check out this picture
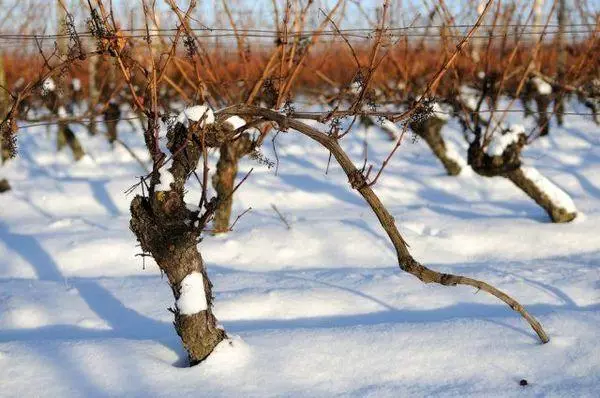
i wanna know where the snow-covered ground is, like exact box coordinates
[1,106,599,397]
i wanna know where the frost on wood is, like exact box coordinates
[520,166,577,214]
[486,125,526,157]
[176,105,215,128]
[176,272,208,315]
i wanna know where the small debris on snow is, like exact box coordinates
[532,77,553,95]
[521,166,577,213]
[176,105,215,128]
[224,116,246,130]
[176,272,208,315]
[486,125,526,156]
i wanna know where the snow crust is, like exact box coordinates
[176,272,208,315]
[176,105,215,128]
[532,76,553,95]
[521,166,577,213]
[486,124,526,156]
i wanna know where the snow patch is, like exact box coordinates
[176,272,208,315]
[72,78,81,92]
[176,105,215,128]
[57,106,68,119]
[224,115,246,130]
[486,124,525,156]
[380,119,402,136]
[532,76,553,95]
[42,78,56,94]
[445,141,467,168]
[431,102,450,121]
[458,85,479,111]
[521,166,577,213]
[155,160,174,192]
[200,335,251,372]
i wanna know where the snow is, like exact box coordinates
[459,85,480,111]
[225,115,246,130]
[57,106,68,119]
[41,78,56,93]
[380,119,401,136]
[176,272,208,315]
[72,78,81,92]
[432,102,451,121]
[532,77,553,95]
[176,105,215,128]
[486,124,526,156]
[1,100,599,396]
[154,160,174,192]
[521,166,577,213]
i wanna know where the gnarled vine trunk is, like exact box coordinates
[58,122,85,161]
[212,134,253,233]
[0,178,10,193]
[507,167,576,223]
[468,134,577,223]
[130,118,226,365]
[130,194,225,365]
[410,117,463,175]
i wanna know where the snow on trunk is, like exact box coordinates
[176,272,208,315]
[507,165,577,223]
[177,105,215,128]
[486,125,525,156]
[520,166,577,213]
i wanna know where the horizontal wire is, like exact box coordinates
[1,22,598,38]
[15,109,599,130]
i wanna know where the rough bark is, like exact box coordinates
[507,168,576,223]
[534,95,551,136]
[212,135,253,234]
[224,105,549,344]
[104,102,121,145]
[59,122,85,161]
[411,117,462,175]
[130,194,225,365]
[0,178,10,193]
